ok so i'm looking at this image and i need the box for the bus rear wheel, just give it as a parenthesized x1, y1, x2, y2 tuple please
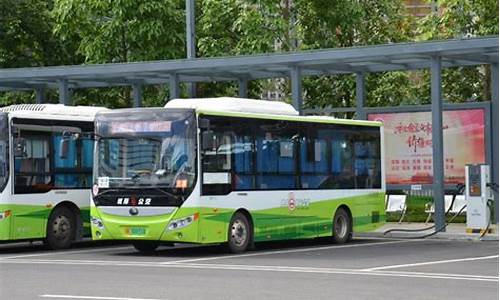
(332, 207, 352, 244)
(132, 241, 159, 254)
(45, 206, 76, 250)
(227, 212, 252, 253)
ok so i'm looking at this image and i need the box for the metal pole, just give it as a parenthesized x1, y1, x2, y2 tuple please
(186, 0, 196, 98)
(238, 78, 248, 98)
(132, 84, 142, 107)
(290, 66, 302, 115)
(35, 88, 45, 104)
(355, 72, 366, 120)
(169, 73, 180, 100)
(431, 56, 445, 231)
(58, 79, 70, 105)
(491, 63, 499, 223)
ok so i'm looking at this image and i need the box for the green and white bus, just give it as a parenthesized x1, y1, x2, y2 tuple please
(0, 104, 107, 249)
(91, 98, 385, 253)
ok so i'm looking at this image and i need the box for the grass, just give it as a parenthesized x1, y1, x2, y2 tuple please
(386, 195, 466, 223)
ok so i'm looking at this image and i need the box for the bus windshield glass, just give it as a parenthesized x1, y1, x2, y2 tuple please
(95, 109, 196, 190)
(0, 113, 8, 192)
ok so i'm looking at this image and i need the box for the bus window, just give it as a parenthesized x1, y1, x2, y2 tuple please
(53, 134, 78, 188)
(14, 134, 51, 194)
(53, 134, 93, 189)
(331, 132, 355, 189)
(233, 134, 254, 190)
(353, 132, 381, 189)
(300, 136, 330, 189)
(255, 121, 297, 190)
(201, 123, 234, 195)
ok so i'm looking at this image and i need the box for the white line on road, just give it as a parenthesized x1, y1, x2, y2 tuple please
(40, 295, 165, 300)
(0, 246, 132, 260)
(362, 255, 499, 271)
(173, 262, 499, 282)
(162, 239, 419, 264)
(3, 257, 497, 282)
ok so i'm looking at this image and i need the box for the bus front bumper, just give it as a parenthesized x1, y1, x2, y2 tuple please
(90, 206, 202, 243)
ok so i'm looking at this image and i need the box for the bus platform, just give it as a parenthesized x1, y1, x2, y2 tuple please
(356, 222, 499, 241)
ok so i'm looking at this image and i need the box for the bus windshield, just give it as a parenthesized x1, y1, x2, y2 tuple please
(95, 109, 196, 191)
(0, 113, 8, 192)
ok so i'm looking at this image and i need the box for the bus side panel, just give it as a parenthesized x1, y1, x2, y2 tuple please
(197, 207, 232, 244)
(205, 191, 383, 243)
(313, 192, 386, 237)
(4, 204, 49, 240)
(0, 205, 13, 240)
(249, 192, 385, 241)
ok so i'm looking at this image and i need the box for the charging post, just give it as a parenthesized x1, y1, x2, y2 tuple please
(465, 164, 493, 235)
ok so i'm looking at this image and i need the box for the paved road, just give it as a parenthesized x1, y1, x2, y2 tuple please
(0, 238, 498, 300)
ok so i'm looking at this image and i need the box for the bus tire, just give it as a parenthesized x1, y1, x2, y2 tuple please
(45, 206, 77, 250)
(332, 207, 351, 244)
(227, 212, 252, 253)
(132, 241, 159, 254)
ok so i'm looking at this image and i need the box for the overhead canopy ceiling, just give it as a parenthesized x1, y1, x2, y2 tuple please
(0, 36, 497, 91)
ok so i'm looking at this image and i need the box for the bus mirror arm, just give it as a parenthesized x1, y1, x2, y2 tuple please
(13, 138, 26, 157)
(201, 130, 215, 151)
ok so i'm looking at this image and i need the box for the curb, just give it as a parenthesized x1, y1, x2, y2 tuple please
(355, 231, 499, 241)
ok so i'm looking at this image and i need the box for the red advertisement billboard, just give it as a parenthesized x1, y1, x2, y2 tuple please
(368, 109, 485, 185)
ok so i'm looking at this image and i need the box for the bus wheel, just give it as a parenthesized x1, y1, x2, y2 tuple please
(332, 207, 351, 244)
(227, 212, 251, 253)
(45, 206, 76, 250)
(132, 241, 159, 254)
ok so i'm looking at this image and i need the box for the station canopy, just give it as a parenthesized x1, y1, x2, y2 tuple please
(0, 36, 497, 91)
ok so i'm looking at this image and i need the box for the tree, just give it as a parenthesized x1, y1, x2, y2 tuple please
(52, 0, 187, 107)
(294, 0, 414, 110)
(0, 0, 81, 105)
(415, 0, 499, 103)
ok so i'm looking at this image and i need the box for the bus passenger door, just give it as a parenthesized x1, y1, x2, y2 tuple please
(11, 131, 52, 240)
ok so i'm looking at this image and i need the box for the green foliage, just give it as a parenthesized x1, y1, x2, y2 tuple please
(0, 0, 82, 106)
(415, 0, 498, 103)
(50, 0, 187, 107)
(53, 0, 186, 63)
(0, 0, 78, 68)
(417, 0, 498, 40)
(297, 0, 415, 109)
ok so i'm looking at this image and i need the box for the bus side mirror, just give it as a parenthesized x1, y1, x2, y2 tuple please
(199, 118, 210, 129)
(13, 138, 26, 157)
(59, 131, 78, 159)
(59, 137, 70, 159)
(202, 130, 215, 151)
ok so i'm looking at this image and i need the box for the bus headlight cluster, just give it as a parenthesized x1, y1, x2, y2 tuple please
(167, 213, 199, 231)
(90, 216, 105, 230)
(0, 210, 11, 220)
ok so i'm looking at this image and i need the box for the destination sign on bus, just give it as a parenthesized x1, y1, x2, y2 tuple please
(110, 121, 171, 134)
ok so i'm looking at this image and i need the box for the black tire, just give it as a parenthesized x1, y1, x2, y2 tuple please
(227, 212, 252, 253)
(332, 207, 352, 244)
(45, 206, 77, 250)
(132, 241, 159, 254)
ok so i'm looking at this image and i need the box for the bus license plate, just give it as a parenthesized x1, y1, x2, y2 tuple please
(127, 227, 146, 236)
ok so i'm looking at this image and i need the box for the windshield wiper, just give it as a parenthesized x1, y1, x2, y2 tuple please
(94, 186, 138, 197)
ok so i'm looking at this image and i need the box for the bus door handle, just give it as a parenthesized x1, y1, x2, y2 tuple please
(237, 193, 248, 196)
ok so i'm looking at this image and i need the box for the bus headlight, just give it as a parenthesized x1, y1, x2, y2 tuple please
(90, 216, 105, 230)
(167, 213, 199, 231)
(0, 210, 11, 220)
